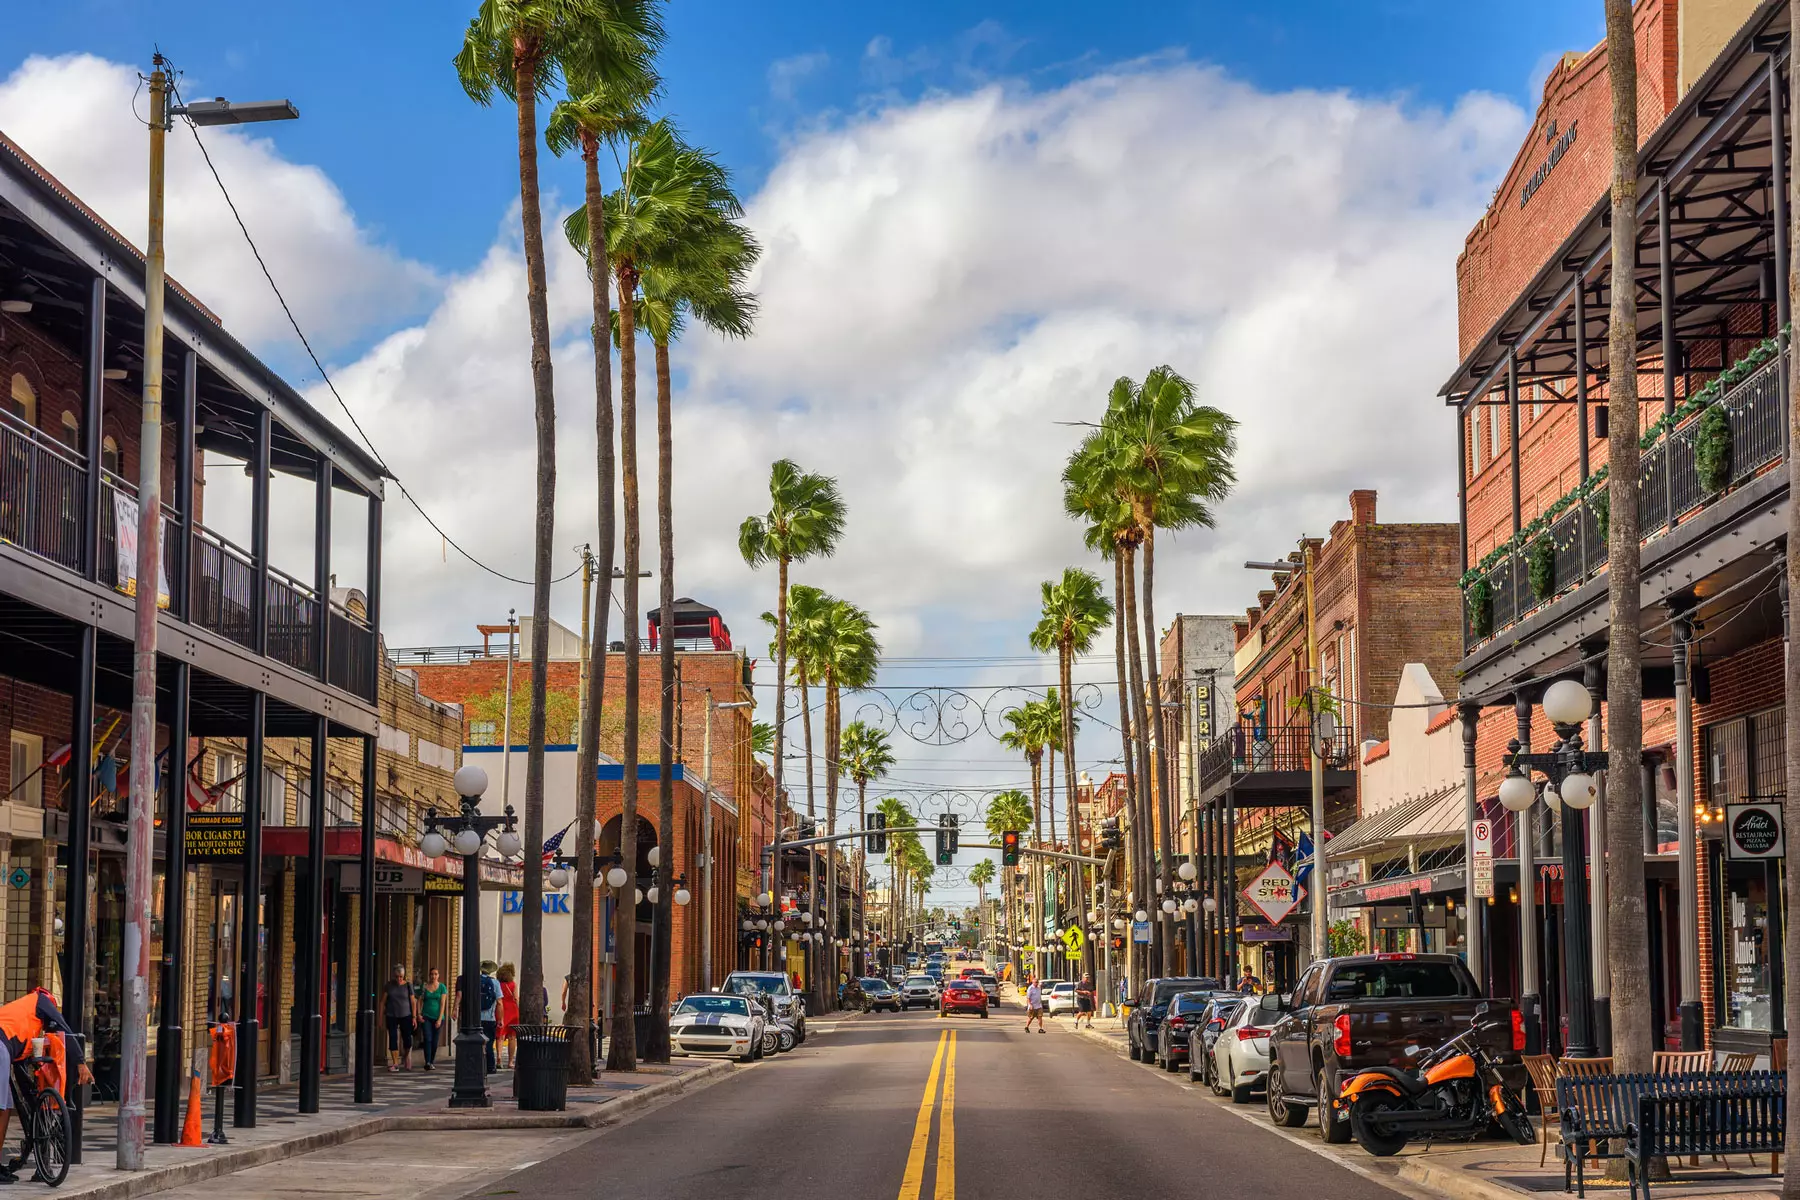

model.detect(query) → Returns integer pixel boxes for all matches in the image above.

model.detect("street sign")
[1131,921,1150,944]
[1243,860,1300,926]
[1471,818,1495,899]
[1726,803,1784,860]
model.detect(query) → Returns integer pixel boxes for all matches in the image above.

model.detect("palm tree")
[740,462,846,979]
[765,584,831,822]
[1602,0,1652,1090]
[547,52,658,1088]
[1031,568,1112,975]
[840,720,894,969]
[819,600,878,999]
[968,858,996,950]
[751,721,774,760]
[457,0,661,1032]
[985,789,1033,974]
[604,130,757,1061]
[876,796,915,946]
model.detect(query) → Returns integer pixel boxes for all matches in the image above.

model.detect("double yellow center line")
[898,1030,957,1200]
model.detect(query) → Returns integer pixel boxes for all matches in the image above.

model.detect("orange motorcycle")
[1336,1013,1534,1157]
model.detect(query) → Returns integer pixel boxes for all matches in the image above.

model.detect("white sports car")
[670,994,766,1062]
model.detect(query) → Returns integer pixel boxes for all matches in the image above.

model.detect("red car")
[940,980,989,1018]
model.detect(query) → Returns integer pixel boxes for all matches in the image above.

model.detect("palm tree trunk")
[1141,524,1178,976]
[606,261,643,1073]
[643,337,677,1062]
[510,49,556,1031]
[855,777,867,974]
[568,133,615,1086]
[1122,542,1158,975]
[1785,6,1800,1190]
[1110,549,1138,983]
[1059,640,1091,979]
[800,678,815,820]
[821,676,840,1012]
[773,555,789,971]
[1602,0,1652,1087]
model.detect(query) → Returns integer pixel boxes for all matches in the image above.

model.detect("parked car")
[719,971,808,1044]
[939,978,989,1018]
[1126,976,1222,1066]
[1209,994,1278,1102]
[1185,995,1247,1088]
[670,993,766,1062]
[862,977,902,1012]
[1151,990,1228,1072]
[1264,953,1522,1145]
[900,975,942,1010]
[1044,982,1079,1016]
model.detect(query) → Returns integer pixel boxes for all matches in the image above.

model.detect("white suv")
[900,975,940,1010]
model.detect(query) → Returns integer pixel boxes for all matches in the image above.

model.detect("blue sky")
[7,0,1598,302]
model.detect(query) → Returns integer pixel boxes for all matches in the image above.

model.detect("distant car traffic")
[901,975,941,1010]
[939,979,989,1018]
[971,973,1000,1007]
[1045,982,1079,1016]
[862,977,902,1012]
[669,994,766,1062]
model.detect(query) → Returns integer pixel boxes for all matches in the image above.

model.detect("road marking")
[898,1031,948,1200]
[935,1031,956,1200]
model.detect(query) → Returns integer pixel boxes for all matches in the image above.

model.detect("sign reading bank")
[502,891,573,915]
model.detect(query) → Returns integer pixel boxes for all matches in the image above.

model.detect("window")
[59,411,78,449]
[468,721,497,747]
[1321,962,1471,1001]
[262,766,287,828]
[101,436,120,476]
[8,733,42,808]
[7,374,33,424]
[213,751,245,813]
[1490,404,1502,463]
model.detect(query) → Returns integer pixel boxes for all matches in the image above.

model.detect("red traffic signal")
[1001,830,1021,866]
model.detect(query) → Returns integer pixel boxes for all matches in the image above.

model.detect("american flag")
[541,821,574,868]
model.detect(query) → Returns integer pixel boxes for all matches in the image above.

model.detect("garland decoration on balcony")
[1695,404,1731,494]
[1527,536,1557,601]
[1465,577,1493,637]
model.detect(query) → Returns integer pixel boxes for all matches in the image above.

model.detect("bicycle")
[6,1052,71,1187]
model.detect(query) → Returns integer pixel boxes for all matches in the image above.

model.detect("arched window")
[59,411,79,449]
[101,436,120,476]
[7,373,34,424]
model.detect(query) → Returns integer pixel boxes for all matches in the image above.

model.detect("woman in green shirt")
[418,967,449,1070]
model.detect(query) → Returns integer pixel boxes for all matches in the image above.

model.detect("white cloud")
[767,52,829,104]
[0,54,436,353]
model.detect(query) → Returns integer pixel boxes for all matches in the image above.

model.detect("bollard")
[207,1022,237,1144]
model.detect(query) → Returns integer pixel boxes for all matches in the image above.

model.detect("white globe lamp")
[1177,861,1197,882]
[1203,896,1218,914]
[1498,773,1537,812]
[633,888,644,905]
[454,827,482,856]
[646,886,660,904]
[1542,783,1562,812]
[1134,909,1148,922]
[647,846,660,868]
[1161,898,1177,914]
[606,866,629,889]
[496,829,522,859]
[420,830,448,859]
[675,887,692,906]
[757,891,773,908]
[452,764,489,798]
[1183,898,1198,913]
[1561,772,1599,809]
[548,865,570,890]
[1542,679,1594,726]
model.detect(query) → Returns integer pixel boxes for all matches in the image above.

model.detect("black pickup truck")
[1263,953,1522,1145]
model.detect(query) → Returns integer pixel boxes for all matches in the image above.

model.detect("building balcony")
[1462,343,1786,654]
[0,410,374,701]
[1198,719,1357,804]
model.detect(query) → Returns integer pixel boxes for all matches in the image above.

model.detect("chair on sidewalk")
[1652,1050,1709,1074]
[1716,1052,1756,1074]
[1558,1057,1613,1079]
[1523,1054,1559,1166]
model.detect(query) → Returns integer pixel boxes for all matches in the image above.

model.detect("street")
[494,1010,1408,1200]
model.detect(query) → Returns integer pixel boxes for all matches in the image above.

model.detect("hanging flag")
[1294,831,1316,890]
[540,821,574,869]
[188,768,244,812]
[1268,827,1294,866]
[44,744,72,769]
[95,754,117,796]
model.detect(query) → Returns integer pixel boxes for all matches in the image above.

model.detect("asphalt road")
[495,1009,1413,1200]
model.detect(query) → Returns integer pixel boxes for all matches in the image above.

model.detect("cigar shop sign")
[1725,803,1783,861]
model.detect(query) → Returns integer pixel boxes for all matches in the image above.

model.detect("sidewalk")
[1048,1000,1784,1200]
[50,1054,732,1200]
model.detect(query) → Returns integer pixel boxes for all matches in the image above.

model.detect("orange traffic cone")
[180,1071,204,1146]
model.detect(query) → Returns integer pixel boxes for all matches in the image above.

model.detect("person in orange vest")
[0,987,89,1183]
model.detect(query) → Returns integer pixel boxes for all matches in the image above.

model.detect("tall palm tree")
[840,720,895,969]
[1000,702,1050,974]
[968,858,996,951]
[876,796,915,946]
[457,0,661,1031]
[817,603,879,994]
[1031,568,1112,976]
[986,789,1033,975]
[751,721,774,760]
[1602,0,1652,1089]
[607,133,757,1060]
[740,462,846,982]
[765,584,832,822]
[547,54,657,1088]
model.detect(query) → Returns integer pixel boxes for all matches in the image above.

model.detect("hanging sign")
[1243,860,1301,926]
[185,811,246,861]
[1471,818,1495,899]
[341,864,423,894]
[110,492,171,609]
[1725,803,1784,860]
[423,874,463,895]
[1131,921,1150,944]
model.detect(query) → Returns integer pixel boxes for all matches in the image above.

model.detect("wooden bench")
[1624,1072,1785,1200]
[1555,1072,1702,1196]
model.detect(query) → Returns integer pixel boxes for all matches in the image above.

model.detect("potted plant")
[1695,404,1731,493]
[1466,577,1493,638]
[1527,537,1556,602]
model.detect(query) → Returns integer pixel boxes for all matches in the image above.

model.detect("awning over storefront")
[258,827,523,887]
[1331,865,1466,908]
[1326,784,1462,859]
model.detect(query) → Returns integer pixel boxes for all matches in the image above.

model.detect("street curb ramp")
[58,1059,736,1200]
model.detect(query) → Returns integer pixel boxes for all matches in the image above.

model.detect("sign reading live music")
[185,811,246,861]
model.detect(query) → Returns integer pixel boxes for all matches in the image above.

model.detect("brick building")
[1192,490,1461,990]
[1441,0,1785,1056]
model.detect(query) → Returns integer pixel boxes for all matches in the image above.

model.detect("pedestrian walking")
[497,961,520,1069]
[1024,979,1046,1033]
[457,960,501,1073]
[418,967,448,1070]
[1074,974,1096,1028]
[383,964,416,1072]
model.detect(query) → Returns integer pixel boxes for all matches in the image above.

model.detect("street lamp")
[422,765,518,1109]
[1500,679,1604,1058]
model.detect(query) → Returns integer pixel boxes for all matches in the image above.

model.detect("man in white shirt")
[1024,979,1045,1032]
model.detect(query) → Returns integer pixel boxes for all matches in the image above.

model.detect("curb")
[1397,1157,1532,1200]
[61,1060,736,1200]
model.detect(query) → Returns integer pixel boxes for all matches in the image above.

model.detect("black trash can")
[632,1008,656,1050]
[513,1025,571,1111]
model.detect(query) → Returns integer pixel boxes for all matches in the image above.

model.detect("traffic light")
[946,813,959,855]
[866,811,887,855]
[1098,817,1122,853]
[1001,829,1021,866]
[935,814,955,865]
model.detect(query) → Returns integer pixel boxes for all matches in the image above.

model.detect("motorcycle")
[1337,1012,1534,1157]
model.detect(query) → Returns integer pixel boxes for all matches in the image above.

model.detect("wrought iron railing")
[265,567,317,673]
[327,605,375,700]
[1198,719,1355,792]
[189,525,256,650]
[1464,347,1787,650]
[0,412,84,572]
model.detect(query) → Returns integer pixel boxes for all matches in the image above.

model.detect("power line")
[173,75,581,591]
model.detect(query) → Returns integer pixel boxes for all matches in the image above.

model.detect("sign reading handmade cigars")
[185,811,246,860]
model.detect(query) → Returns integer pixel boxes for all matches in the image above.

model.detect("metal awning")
[1326,785,1461,858]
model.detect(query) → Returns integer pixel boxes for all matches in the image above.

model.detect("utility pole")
[1302,541,1326,965]
[119,55,171,1169]
[577,546,593,734]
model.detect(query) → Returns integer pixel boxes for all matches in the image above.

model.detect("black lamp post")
[1499,679,1605,1059]
[421,765,519,1109]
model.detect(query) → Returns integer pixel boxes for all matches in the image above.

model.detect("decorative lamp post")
[421,765,518,1109]
[1500,679,1604,1058]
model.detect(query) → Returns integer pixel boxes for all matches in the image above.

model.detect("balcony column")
[1507,354,1522,619]
[251,410,270,655]
[152,662,190,1143]
[314,459,332,681]
[1671,605,1703,1051]
[80,278,104,580]
[174,351,196,620]
[1769,58,1791,426]
[1458,701,1483,990]
[1513,690,1541,1055]
[1659,182,1676,418]
[64,626,96,1163]
[1223,792,1238,982]
[355,734,377,1104]
[299,716,327,1113]
[234,693,265,1128]
[1576,282,1591,479]
[367,495,383,701]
